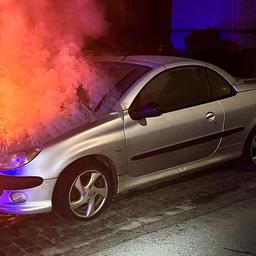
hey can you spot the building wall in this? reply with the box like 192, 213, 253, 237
98, 0, 172, 53
96, 0, 255, 76
239, 0, 256, 49
171, 0, 256, 51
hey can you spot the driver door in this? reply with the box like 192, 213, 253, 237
123, 66, 224, 177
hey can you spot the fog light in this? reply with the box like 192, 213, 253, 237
10, 192, 28, 203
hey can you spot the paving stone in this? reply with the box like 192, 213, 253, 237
30, 235, 54, 248
0, 228, 22, 239
2, 244, 24, 256
42, 227, 62, 241
0, 238, 13, 247
0, 250, 7, 256
13, 237, 35, 250
16, 227, 39, 237
23, 246, 43, 255
0, 165, 256, 256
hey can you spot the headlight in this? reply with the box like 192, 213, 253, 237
0, 148, 41, 170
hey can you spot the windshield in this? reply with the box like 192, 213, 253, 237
78, 62, 151, 113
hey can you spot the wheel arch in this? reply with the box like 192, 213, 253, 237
244, 126, 256, 152
53, 154, 119, 195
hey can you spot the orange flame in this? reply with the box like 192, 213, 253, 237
0, 0, 106, 151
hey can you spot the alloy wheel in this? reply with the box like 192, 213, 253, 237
69, 170, 108, 218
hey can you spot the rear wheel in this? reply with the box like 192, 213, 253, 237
53, 161, 113, 220
242, 129, 256, 171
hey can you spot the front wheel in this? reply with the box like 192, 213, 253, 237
53, 161, 113, 220
242, 129, 256, 171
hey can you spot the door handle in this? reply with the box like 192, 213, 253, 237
205, 112, 216, 122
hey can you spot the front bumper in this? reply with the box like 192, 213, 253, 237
0, 178, 57, 215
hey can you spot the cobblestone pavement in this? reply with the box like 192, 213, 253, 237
1, 162, 256, 256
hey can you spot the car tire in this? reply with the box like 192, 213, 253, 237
53, 161, 114, 220
242, 129, 256, 172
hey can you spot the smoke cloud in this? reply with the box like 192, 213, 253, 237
0, 0, 107, 151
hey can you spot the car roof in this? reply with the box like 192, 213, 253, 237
123, 55, 192, 68
95, 55, 236, 85
99, 55, 192, 68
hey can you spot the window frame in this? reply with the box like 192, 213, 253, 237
204, 67, 237, 101
129, 65, 213, 115
129, 65, 238, 116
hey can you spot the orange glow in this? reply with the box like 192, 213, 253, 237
0, 0, 106, 151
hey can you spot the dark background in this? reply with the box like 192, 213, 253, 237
91, 0, 256, 78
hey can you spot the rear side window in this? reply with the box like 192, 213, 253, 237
206, 68, 235, 100
131, 66, 211, 113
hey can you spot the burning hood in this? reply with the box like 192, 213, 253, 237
0, 0, 108, 152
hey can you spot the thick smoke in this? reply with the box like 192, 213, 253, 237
0, 0, 107, 151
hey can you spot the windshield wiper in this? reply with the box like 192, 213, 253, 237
94, 91, 111, 112
94, 68, 138, 112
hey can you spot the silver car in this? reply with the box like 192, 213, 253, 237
0, 55, 256, 220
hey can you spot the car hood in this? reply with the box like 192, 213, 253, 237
43, 112, 120, 148
233, 78, 256, 92
3, 109, 114, 153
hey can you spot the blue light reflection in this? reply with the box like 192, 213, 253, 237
171, 0, 241, 50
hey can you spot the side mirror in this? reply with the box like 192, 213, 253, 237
129, 103, 163, 120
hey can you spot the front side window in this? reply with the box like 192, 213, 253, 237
205, 68, 235, 100
131, 66, 211, 113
